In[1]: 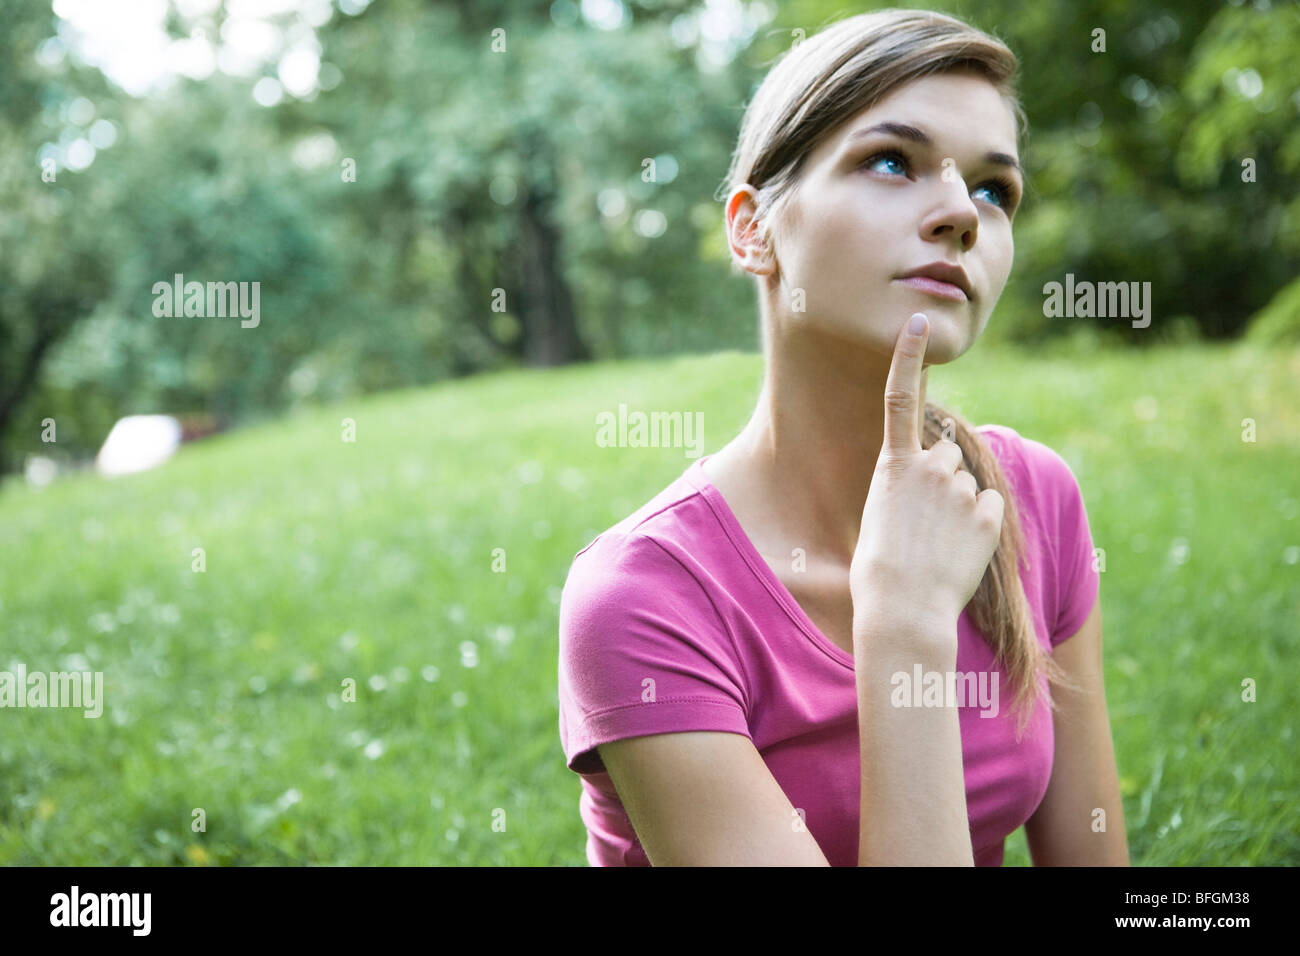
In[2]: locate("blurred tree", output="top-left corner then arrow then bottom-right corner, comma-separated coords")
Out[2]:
2,0 -> 1297,473
0,0 -> 120,472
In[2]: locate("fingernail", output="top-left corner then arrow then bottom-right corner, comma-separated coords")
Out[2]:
908,313 -> 927,335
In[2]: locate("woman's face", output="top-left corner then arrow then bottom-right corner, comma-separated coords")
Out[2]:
737,70 -> 1023,365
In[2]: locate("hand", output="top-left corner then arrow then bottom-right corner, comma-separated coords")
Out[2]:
849,312 -> 1004,638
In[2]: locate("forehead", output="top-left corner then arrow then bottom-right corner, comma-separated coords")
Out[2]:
816,71 -> 1018,161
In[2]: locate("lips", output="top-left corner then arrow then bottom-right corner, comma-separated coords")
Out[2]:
897,262 -> 972,300
896,276 -> 968,302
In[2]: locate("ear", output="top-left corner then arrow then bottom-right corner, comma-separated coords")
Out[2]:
726,186 -> 778,277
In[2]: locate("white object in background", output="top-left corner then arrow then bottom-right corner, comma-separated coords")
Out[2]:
95,415 -> 183,476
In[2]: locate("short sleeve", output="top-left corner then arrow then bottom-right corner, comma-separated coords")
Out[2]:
1016,436 -> 1101,647
557,530 -> 751,776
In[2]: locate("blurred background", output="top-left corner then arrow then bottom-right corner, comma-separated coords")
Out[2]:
1,0 -> 1297,865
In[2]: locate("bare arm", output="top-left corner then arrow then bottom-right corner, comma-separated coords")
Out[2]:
1024,599 -> 1130,865
598,731 -> 831,866
854,612 -> 975,866
847,314 -> 994,866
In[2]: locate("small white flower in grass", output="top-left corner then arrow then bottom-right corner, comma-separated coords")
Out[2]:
391,666 -> 409,684
447,605 -> 466,624
400,459 -> 425,484
459,641 -> 478,668
293,663 -> 319,683
430,793 -> 444,809
1284,546 -> 1299,565
558,467 -> 586,492
445,828 -> 460,842
278,788 -> 302,809
1133,395 -> 1158,422
339,631 -> 360,652
364,739 -> 385,760
421,665 -> 440,682
368,674 -> 387,692
451,691 -> 468,708
1168,538 -> 1190,566
491,625 -> 514,647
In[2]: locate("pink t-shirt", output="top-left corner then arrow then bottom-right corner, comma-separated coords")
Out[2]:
557,424 -> 1101,866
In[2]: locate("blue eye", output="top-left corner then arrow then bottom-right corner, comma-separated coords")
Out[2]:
862,150 -> 908,176
972,180 -> 1017,209
860,148 -> 1018,213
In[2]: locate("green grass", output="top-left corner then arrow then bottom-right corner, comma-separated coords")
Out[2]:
1,338 -> 1297,865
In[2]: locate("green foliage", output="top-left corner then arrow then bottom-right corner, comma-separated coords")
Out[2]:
1245,274 -> 1300,345
2,0 -> 1298,469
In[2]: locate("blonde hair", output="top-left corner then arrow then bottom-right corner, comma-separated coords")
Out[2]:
719,8 -> 1078,738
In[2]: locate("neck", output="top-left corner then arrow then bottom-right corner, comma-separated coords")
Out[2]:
726,315 -> 929,568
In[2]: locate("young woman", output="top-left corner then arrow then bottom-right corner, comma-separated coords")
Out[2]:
558,8 -> 1128,866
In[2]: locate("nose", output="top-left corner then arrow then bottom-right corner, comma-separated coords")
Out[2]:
923,176 -> 980,251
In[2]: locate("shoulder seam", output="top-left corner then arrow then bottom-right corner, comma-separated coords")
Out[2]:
571,480 -> 703,559
624,483 -> 706,537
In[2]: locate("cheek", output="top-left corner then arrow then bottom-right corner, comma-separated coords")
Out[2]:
993,244 -> 1014,284
972,225 -> 1013,288
789,197 -> 891,278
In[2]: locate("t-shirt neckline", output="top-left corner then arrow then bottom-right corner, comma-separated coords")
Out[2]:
684,455 -> 856,668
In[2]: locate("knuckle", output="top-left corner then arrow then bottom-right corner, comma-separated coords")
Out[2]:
883,388 -> 913,412
878,453 -> 910,476
977,498 -> 1004,530
922,458 -> 949,482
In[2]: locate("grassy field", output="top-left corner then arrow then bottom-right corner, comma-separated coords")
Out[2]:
1,338 -> 1297,865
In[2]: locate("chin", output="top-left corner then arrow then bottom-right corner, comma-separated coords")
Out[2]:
918,320 -> 970,365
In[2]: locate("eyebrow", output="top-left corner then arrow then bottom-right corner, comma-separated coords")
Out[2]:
846,121 -> 1022,177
